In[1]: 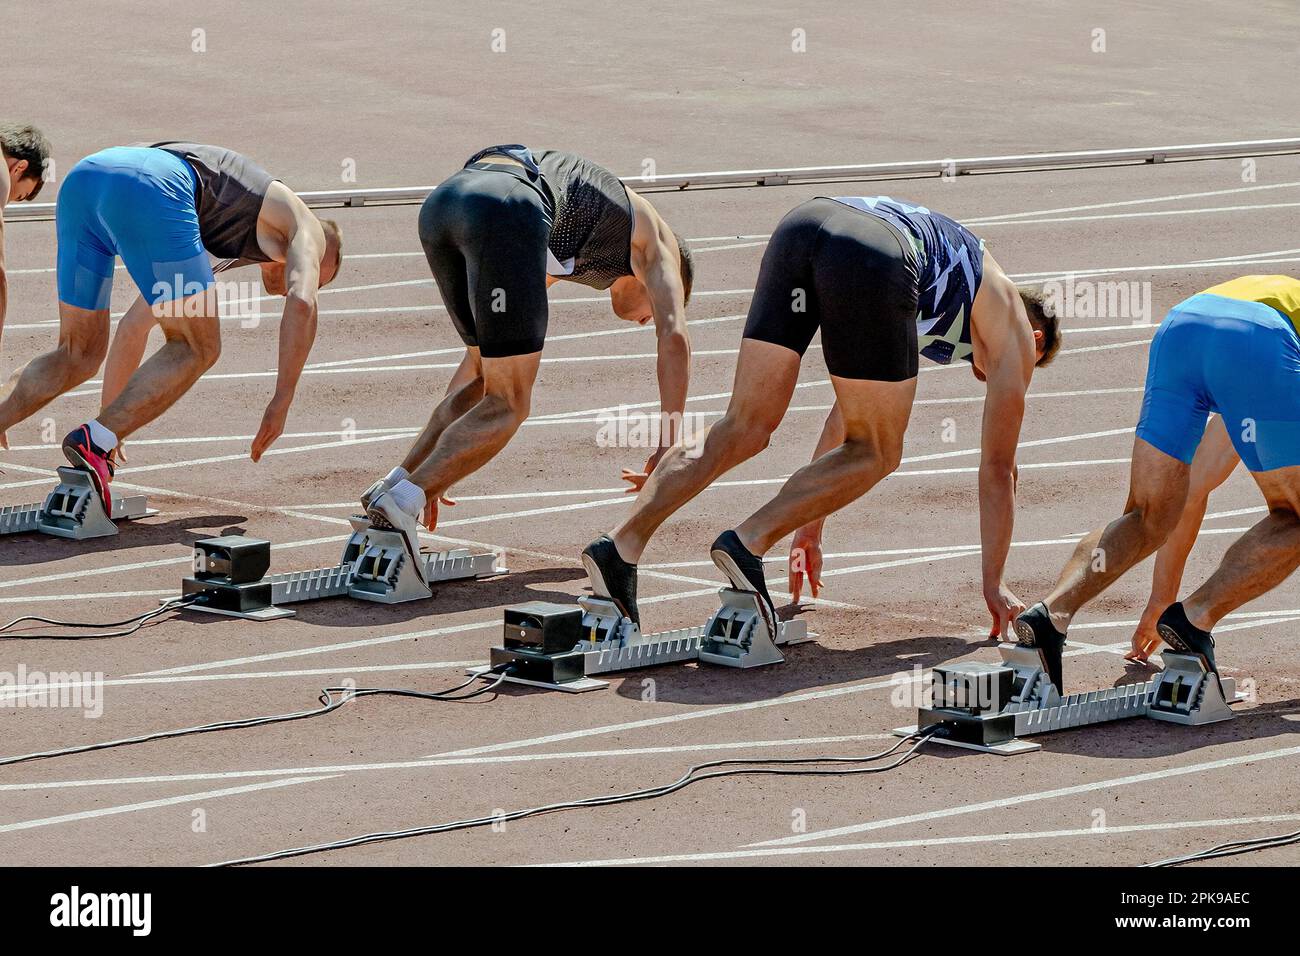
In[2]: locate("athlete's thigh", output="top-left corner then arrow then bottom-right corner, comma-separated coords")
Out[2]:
479,349 -> 542,416
55,302 -> 112,361
830,373 -> 917,452
1250,465 -> 1300,515
1127,437 -> 1192,516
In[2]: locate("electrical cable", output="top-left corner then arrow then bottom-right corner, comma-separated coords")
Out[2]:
0,596 -> 199,640
0,666 -> 512,768
215,726 -> 944,866
1146,826 -> 1300,866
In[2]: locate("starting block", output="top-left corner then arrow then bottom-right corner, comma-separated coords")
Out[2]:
0,467 -> 155,541
468,588 -> 814,693
177,525 -> 504,621
893,643 -> 1245,755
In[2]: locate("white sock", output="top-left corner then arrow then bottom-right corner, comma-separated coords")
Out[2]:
384,466 -> 409,485
388,478 -> 427,517
87,419 -> 119,452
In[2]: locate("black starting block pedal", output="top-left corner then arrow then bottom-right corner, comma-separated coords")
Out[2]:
0,467 -> 156,540
469,588 -> 816,693
177,520 -> 504,620
894,643 -> 1246,756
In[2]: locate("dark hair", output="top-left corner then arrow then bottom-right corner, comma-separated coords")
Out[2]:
0,123 -> 52,200
674,231 -> 694,304
1019,285 -> 1061,366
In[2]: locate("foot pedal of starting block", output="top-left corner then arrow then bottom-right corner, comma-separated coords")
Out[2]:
1146,652 -> 1240,725
893,644 -> 1245,756
1,467 -> 156,540
697,588 -> 810,669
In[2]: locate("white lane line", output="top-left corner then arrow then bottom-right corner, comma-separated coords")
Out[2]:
0,734 -> 893,794
302,314 -> 746,370
536,812 -> 1300,867
0,661 -> 484,702
681,202 -> 1300,257
130,620 -> 501,677
0,589 -> 176,606
0,775 -> 339,836
970,180 -> 1300,223
974,201 -> 1300,228
750,744 -> 1300,848
1013,255 -> 1300,283
1205,506 -> 1267,521
2,426 -> 414,454
0,533 -> 346,592
61,344 -> 773,398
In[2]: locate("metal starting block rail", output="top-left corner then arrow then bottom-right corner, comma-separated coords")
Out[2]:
894,643 -> 1246,756
178,525 -> 504,621
0,467 -> 155,541
469,588 -> 814,693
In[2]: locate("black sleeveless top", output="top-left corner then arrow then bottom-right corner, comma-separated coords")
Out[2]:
151,142 -> 275,262
465,145 -> 635,290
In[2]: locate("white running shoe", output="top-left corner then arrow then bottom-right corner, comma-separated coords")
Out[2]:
365,490 -> 423,563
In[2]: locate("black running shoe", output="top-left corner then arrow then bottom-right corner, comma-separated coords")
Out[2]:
581,534 -> 639,626
1013,602 -> 1067,694
710,530 -> 778,641
1156,602 -> 1219,677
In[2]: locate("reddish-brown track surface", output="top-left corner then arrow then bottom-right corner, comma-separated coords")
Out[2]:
1,1 -> 1298,867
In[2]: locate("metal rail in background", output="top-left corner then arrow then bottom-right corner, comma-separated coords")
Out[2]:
7,138 -> 1299,221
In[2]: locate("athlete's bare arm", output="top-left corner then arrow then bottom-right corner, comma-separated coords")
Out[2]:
971,255 -> 1039,638
249,184 -> 326,461
1127,415 -> 1240,661
788,403 -> 846,602
614,189 -> 691,487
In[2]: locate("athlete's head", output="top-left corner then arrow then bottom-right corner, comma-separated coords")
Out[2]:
0,123 -> 52,202
259,218 -> 344,295
1019,285 -> 1062,367
609,231 -> 695,324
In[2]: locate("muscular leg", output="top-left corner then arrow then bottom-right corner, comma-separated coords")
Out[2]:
0,303 -> 110,439
735,373 -> 916,555
610,339 -> 801,563
1042,438 -> 1191,632
399,347 -> 485,474
1182,465 -> 1300,630
407,350 -> 539,501
95,290 -> 222,440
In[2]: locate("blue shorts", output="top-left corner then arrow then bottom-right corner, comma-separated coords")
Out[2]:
56,147 -> 215,311
1136,293 -> 1300,472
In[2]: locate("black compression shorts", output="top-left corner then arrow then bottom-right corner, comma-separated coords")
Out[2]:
418,163 -> 552,357
742,197 -> 921,381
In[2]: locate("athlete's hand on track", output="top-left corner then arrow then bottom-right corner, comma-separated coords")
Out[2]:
1125,601 -> 1166,663
620,447 -> 667,494
421,490 -> 457,531
250,397 -> 290,463
788,527 -> 824,603
984,582 -> 1026,640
